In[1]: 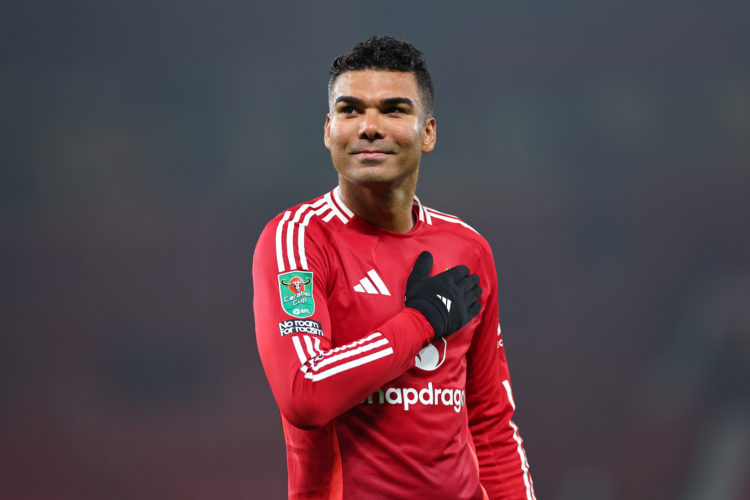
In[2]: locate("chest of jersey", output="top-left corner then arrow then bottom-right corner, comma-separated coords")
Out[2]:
323,226 -> 481,383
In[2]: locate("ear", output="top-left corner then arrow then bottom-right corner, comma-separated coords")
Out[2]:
323,113 -> 332,150
421,116 -> 436,153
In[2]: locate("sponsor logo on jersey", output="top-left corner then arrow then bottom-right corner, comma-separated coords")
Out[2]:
278,271 -> 315,318
362,382 -> 466,413
414,338 -> 448,371
278,319 -> 323,337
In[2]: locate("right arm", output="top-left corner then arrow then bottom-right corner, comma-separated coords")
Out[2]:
252,216 -> 433,429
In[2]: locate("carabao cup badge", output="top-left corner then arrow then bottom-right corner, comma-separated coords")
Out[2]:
278,271 -> 315,318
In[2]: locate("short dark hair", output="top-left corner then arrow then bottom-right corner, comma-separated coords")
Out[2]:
328,36 -> 434,118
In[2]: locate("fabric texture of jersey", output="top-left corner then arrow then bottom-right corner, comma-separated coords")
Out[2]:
253,187 -> 536,500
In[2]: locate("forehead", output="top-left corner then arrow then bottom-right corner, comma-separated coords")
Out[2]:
330,69 -> 420,102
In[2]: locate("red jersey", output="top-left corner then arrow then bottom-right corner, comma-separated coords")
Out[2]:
253,187 -> 535,500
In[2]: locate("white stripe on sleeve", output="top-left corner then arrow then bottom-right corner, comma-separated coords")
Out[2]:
313,336 -> 321,355
293,332 -> 393,382
291,336 -> 307,365
502,379 -> 516,410
303,332 -> 383,370
510,419 -> 535,500
298,209 -> 317,271
285,214 -> 297,270
502,378 -> 534,499
302,335 -> 318,360
308,338 -> 390,372
508,420 -> 536,500
275,211 -> 292,272
306,348 -> 395,381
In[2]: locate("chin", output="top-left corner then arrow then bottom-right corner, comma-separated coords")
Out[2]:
350,173 -> 399,185
334,157 -> 418,186
352,167 -> 408,184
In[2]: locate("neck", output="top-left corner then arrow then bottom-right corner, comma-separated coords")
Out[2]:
338,177 -> 417,233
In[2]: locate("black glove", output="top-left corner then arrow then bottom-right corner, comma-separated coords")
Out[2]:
405,250 -> 482,340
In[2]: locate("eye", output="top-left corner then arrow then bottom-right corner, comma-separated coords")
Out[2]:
384,106 -> 405,114
339,105 -> 358,115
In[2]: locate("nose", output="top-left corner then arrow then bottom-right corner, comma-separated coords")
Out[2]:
358,109 -> 383,141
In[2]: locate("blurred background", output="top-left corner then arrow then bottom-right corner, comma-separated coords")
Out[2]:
1,1 -> 749,499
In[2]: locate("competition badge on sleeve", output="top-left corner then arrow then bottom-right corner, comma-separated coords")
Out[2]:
278,271 -> 315,318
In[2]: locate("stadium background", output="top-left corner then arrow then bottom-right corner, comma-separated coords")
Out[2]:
2,1 -> 749,499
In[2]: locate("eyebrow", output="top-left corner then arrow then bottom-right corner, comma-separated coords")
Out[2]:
334,96 -> 415,108
382,97 -> 414,108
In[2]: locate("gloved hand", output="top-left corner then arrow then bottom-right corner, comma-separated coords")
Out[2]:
405,250 -> 482,339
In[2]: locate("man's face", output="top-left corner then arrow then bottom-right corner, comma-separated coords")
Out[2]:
324,69 -> 436,187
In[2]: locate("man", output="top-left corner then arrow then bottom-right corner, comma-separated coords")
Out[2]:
253,36 -> 535,499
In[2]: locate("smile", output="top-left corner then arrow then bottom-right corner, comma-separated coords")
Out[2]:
353,151 -> 392,160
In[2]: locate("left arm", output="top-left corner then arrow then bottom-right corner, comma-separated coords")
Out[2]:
465,248 -> 536,500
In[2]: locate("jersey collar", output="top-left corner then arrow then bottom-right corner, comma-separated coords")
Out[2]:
332,185 -> 426,235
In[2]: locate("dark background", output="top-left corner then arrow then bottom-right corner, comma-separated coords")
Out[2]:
2,1 -> 749,499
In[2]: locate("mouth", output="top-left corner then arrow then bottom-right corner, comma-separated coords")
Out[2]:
352,150 -> 392,160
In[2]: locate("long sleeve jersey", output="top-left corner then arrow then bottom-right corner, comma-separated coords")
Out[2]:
253,187 -> 536,500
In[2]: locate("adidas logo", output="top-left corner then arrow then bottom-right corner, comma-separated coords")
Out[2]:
437,294 -> 452,312
353,269 -> 391,296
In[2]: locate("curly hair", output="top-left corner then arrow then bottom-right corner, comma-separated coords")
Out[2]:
328,36 -> 434,118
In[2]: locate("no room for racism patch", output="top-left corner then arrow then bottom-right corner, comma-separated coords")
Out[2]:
278,319 -> 324,337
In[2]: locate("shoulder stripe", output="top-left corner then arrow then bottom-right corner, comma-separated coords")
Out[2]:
287,201 -> 325,270
297,209 -> 318,271
314,204 -> 331,216
275,211 -> 292,272
274,192 -> 344,272
292,198 -> 327,225
289,201 -> 324,271
324,191 -> 348,223
425,208 -> 478,233
322,210 -> 337,223
285,212 -> 298,270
